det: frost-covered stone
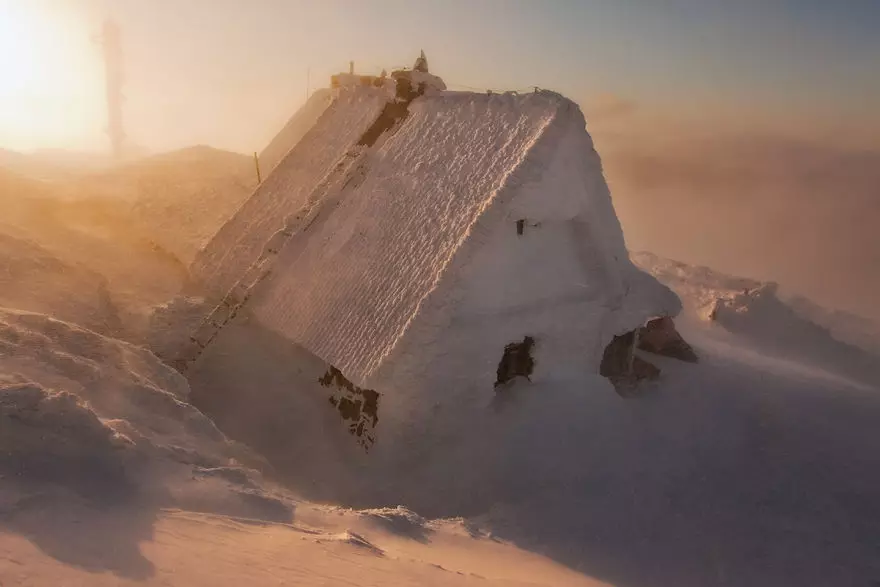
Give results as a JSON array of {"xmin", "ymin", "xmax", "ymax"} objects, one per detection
[{"xmin": 638, "ymin": 316, "xmax": 698, "ymax": 363}]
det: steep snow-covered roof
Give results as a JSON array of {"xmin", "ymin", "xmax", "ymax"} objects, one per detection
[
  {"xmin": 192, "ymin": 87, "xmax": 390, "ymax": 294},
  {"xmin": 247, "ymin": 90, "xmax": 676, "ymax": 384},
  {"xmin": 251, "ymin": 93, "xmax": 560, "ymax": 379},
  {"xmin": 259, "ymin": 88, "xmax": 334, "ymax": 175}
]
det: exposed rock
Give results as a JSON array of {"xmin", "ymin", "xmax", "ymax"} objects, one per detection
[
  {"xmin": 600, "ymin": 331, "xmax": 661, "ymax": 395},
  {"xmin": 637, "ymin": 316, "xmax": 698, "ymax": 363},
  {"xmin": 319, "ymin": 366, "xmax": 379, "ymax": 451}
]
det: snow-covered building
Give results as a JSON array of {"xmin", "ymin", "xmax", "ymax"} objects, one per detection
[{"xmin": 187, "ymin": 55, "xmax": 680, "ymax": 449}]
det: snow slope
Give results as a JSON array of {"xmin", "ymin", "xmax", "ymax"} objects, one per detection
[
  {"xmin": 0, "ymin": 307, "xmax": 600, "ymax": 587},
  {"xmin": 0, "ymin": 307, "xmax": 239, "ymax": 475},
  {"xmin": 0, "ymin": 168, "xmax": 188, "ymax": 337},
  {"xmin": 1, "ymin": 241, "xmax": 877, "ymax": 586},
  {"xmin": 1, "ymin": 505, "xmax": 600, "ymax": 586},
  {"xmin": 786, "ymin": 293, "xmax": 880, "ymax": 356},
  {"xmin": 184, "ymin": 287, "xmax": 880, "ymax": 586},
  {"xmin": 121, "ymin": 147, "xmax": 255, "ymax": 264},
  {"xmin": 0, "ymin": 230, "xmax": 122, "ymax": 335},
  {"xmin": 65, "ymin": 146, "xmax": 255, "ymax": 265}
]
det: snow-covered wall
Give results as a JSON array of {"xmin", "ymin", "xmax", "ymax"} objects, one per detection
[{"xmin": 192, "ymin": 87, "xmax": 390, "ymax": 295}]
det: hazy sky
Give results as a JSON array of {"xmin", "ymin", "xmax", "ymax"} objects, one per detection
[
  {"xmin": 2, "ymin": 1, "xmax": 878, "ymax": 318},
  {"xmin": 1, "ymin": 0, "xmax": 879, "ymax": 153}
]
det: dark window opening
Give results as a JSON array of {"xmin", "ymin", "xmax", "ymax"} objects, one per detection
[
  {"xmin": 495, "ymin": 336, "xmax": 536, "ymax": 387},
  {"xmin": 516, "ymin": 219, "xmax": 525, "ymax": 235}
]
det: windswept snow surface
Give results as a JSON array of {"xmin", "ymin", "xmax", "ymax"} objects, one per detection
[
  {"xmin": 0, "ymin": 168, "xmax": 190, "ymax": 339},
  {"xmin": 2, "ymin": 250, "xmax": 878, "ymax": 587},
  {"xmin": 186, "ymin": 290, "xmax": 880, "ymax": 586},
  {"xmin": 1, "ymin": 505, "xmax": 599, "ymax": 586},
  {"xmin": 1, "ymin": 307, "xmax": 591, "ymax": 586},
  {"xmin": 0, "ymin": 230, "xmax": 122, "ymax": 335},
  {"xmin": 0, "ymin": 307, "xmax": 236, "ymax": 473},
  {"xmin": 634, "ymin": 251, "xmax": 880, "ymax": 388},
  {"xmin": 120, "ymin": 147, "xmax": 255, "ymax": 264},
  {"xmin": 786, "ymin": 293, "xmax": 880, "ymax": 356}
]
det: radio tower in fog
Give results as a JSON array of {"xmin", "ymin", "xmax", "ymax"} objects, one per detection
[{"xmin": 98, "ymin": 19, "xmax": 125, "ymax": 159}]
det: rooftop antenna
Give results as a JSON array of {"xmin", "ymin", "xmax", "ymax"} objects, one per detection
[
  {"xmin": 97, "ymin": 19, "xmax": 125, "ymax": 159},
  {"xmin": 413, "ymin": 50, "xmax": 428, "ymax": 73}
]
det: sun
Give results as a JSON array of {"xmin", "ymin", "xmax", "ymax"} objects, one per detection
[{"xmin": 0, "ymin": 0, "xmax": 103, "ymax": 151}]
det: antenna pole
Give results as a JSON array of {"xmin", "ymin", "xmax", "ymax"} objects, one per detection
[{"xmin": 99, "ymin": 19, "xmax": 125, "ymax": 159}]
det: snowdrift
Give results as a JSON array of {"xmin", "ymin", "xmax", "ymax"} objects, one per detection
[
  {"xmin": 183, "ymin": 288, "xmax": 880, "ymax": 586},
  {"xmin": 0, "ymin": 230, "xmax": 122, "ymax": 335},
  {"xmin": 633, "ymin": 251, "xmax": 880, "ymax": 387},
  {"xmin": 0, "ymin": 306, "xmax": 295, "ymax": 524},
  {"xmin": 787, "ymin": 294, "xmax": 880, "ymax": 356},
  {"xmin": 0, "ymin": 161, "xmax": 239, "ymax": 339},
  {"xmin": 117, "ymin": 147, "xmax": 256, "ymax": 264},
  {"xmin": 0, "ymin": 307, "xmax": 227, "ymax": 466},
  {"xmin": 45, "ymin": 146, "xmax": 256, "ymax": 266}
]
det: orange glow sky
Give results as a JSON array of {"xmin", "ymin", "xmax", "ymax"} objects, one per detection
[
  {"xmin": 1, "ymin": 0, "xmax": 878, "ymax": 319},
  {"xmin": 1, "ymin": 0, "xmax": 878, "ymax": 154}
]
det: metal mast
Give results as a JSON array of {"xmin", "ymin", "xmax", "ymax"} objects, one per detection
[{"xmin": 99, "ymin": 19, "xmax": 125, "ymax": 159}]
